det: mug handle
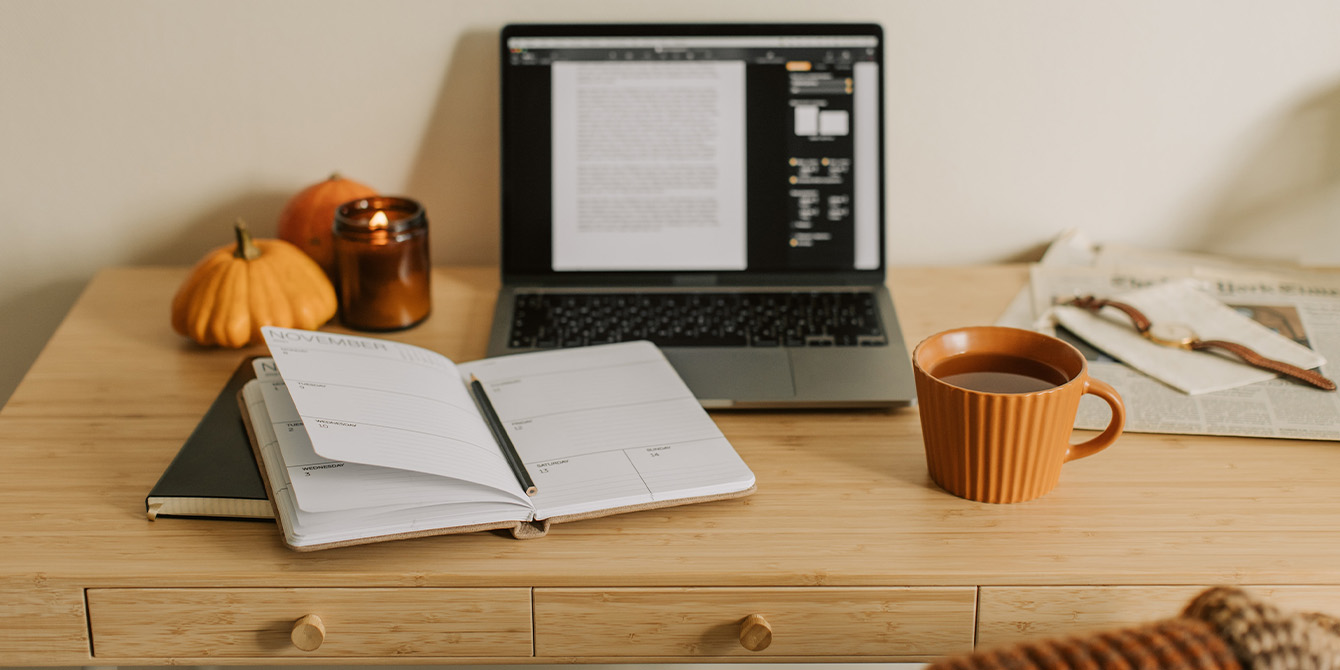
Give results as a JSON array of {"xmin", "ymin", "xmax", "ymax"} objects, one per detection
[{"xmin": 1065, "ymin": 377, "xmax": 1125, "ymax": 462}]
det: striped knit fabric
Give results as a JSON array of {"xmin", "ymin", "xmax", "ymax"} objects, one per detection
[
  {"xmin": 1184, "ymin": 587, "xmax": 1340, "ymax": 670},
  {"xmin": 928, "ymin": 588, "xmax": 1340, "ymax": 670},
  {"xmin": 930, "ymin": 618, "xmax": 1240, "ymax": 670}
]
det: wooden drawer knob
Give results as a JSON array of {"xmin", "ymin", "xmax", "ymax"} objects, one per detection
[
  {"xmin": 739, "ymin": 613, "xmax": 773, "ymax": 651},
  {"xmin": 291, "ymin": 614, "xmax": 326, "ymax": 651}
]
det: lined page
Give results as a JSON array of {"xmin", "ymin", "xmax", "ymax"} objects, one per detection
[
  {"xmin": 241, "ymin": 380, "xmax": 532, "ymax": 548},
  {"xmin": 261, "ymin": 327, "xmax": 527, "ymax": 505},
  {"xmin": 253, "ymin": 358, "xmax": 535, "ymax": 515},
  {"xmin": 459, "ymin": 341, "xmax": 755, "ymax": 519}
]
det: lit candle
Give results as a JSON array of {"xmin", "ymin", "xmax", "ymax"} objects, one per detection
[{"xmin": 332, "ymin": 197, "xmax": 431, "ymax": 331}]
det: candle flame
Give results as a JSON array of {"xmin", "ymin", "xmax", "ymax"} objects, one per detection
[{"xmin": 369, "ymin": 210, "xmax": 389, "ymax": 229}]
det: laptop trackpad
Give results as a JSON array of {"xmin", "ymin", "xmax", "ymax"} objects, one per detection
[{"xmin": 662, "ymin": 348, "xmax": 795, "ymax": 405}]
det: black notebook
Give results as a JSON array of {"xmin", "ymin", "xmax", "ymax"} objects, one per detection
[{"xmin": 145, "ymin": 357, "xmax": 273, "ymax": 520}]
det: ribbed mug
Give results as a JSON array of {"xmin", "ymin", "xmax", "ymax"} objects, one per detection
[{"xmin": 913, "ymin": 326, "xmax": 1125, "ymax": 503}]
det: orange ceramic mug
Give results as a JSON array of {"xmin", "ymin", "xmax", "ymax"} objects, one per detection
[{"xmin": 913, "ymin": 326, "xmax": 1126, "ymax": 504}]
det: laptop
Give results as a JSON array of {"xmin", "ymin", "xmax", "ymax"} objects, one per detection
[{"xmin": 487, "ymin": 23, "xmax": 916, "ymax": 408}]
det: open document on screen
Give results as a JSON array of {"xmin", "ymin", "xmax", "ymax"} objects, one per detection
[
  {"xmin": 492, "ymin": 25, "xmax": 919, "ymax": 407},
  {"xmin": 551, "ymin": 61, "xmax": 747, "ymax": 271}
]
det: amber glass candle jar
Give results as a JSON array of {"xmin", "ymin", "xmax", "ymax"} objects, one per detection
[{"xmin": 333, "ymin": 196, "xmax": 431, "ymax": 331}]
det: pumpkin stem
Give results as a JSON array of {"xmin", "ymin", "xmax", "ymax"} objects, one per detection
[{"xmin": 233, "ymin": 218, "xmax": 262, "ymax": 261}]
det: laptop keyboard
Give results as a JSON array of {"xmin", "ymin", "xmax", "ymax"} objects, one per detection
[{"xmin": 508, "ymin": 291, "xmax": 888, "ymax": 349}]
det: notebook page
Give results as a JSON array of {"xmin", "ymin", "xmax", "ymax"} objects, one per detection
[
  {"xmin": 241, "ymin": 380, "xmax": 532, "ymax": 548},
  {"xmin": 458, "ymin": 340, "xmax": 755, "ymax": 519},
  {"xmin": 252, "ymin": 358, "xmax": 535, "ymax": 515},
  {"xmin": 261, "ymin": 327, "xmax": 528, "ymax": 505}
]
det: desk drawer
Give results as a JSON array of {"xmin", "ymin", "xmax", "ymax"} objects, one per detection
[
  {"xmin": 534, "ymin": 586, "xmax": 976, "ymax": 658},
  {"xmin": 978, "ymin": 585, "xmax": 1340, "ymax": 649},
  {"xmin": 87, "ymin": 587, "xmax": 531, "ymax": 658}
]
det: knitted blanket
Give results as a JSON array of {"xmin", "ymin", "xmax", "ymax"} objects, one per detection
[{"xmin": 930, "ymin": 588, "xmax": 1340, "ymax": 670}]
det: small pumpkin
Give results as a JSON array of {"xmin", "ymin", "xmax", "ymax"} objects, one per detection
[
  {"xmin": 172, "ymin": 219, "xmax": 338, "ymax": 348},
  {"xmin": 276, "ymin": 172, "xmax": 377, "ymax": 276}
]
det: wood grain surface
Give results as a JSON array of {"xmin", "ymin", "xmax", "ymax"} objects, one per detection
[{"xmin": 2, "ymin": 265, "xmax": 1338, "ymax": 664}]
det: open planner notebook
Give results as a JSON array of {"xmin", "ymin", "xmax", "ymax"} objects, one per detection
[{"xmin": 238, "ymin": 327, "xmax": 756, "ymax": 551}]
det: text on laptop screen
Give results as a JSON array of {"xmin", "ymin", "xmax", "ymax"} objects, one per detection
[{"xmin": 502, "ymin": 29, "xmax": 883, "ymax": 276}]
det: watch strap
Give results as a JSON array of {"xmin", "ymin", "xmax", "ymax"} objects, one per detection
[
  {"xmin": 1191, "ymin": 339, "xmax": 1337, "ymax": 391},
  {"xmin": 1068, "ymin": 296, "xmax": 1152, "ymax": 333},
  {"xmin": 1068, "ymin": 295, "xmax": 1337, "ymax": 392}
]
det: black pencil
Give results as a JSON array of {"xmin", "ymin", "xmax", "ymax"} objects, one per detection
[{"xmin": 469, "ymin": 374, "xmax": 537, "ymax": 497}]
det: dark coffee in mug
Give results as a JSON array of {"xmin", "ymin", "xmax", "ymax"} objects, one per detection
[{"xmin": 930, "ymin": 352, "xmax": 1070, "ymax": 394}]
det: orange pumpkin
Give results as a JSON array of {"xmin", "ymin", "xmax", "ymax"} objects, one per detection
[
  {"xmin": 172, "ymin": 219, "xmax": 338, "ymax": 348},
  {"xmin": 277, "ymin": 173, "xmax": 377, "ymax": 276}
]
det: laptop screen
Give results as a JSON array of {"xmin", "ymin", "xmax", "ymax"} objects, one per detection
[{"xmin": 501, "ymin": 24, "xmax": 884, "ymax": 282}]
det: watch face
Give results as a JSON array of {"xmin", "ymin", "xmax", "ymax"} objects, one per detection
[{"xmin": 1148, "ymin": 322, "xmax": 1197, "ymax": 347}]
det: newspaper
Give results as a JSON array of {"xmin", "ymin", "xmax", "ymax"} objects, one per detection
[{"xmin": 1000, "ymin": 231, "xmax": 1340, "ymax": 441}]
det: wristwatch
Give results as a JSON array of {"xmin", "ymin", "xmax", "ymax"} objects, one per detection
[{"xmin": 1066, "ymin": 295, "xmax": 1336, "ymax": 391}]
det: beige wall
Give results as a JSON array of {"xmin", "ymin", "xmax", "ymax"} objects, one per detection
[{"xmin": 3, "ymin": 0, "xmax": 1340, "ymax": 407}]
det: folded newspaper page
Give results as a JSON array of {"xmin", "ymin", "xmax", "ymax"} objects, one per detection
[
  {"xmin": 1000, "ymin": 232, "xmax": 1340, "ymax": 441},
  {"xmin": 1050, "ymin": 278, "xmax": 1326, "ymax": 395}
]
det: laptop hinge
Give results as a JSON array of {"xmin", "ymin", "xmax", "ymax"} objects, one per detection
[{"xmin": 671, "ymin": 274, "xmax": 719, "ymax": 287}]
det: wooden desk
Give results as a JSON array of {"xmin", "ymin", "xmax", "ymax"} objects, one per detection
[{"xmin": 3, "ymin": 265, "xmax": 1339, "ymax": 665}]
